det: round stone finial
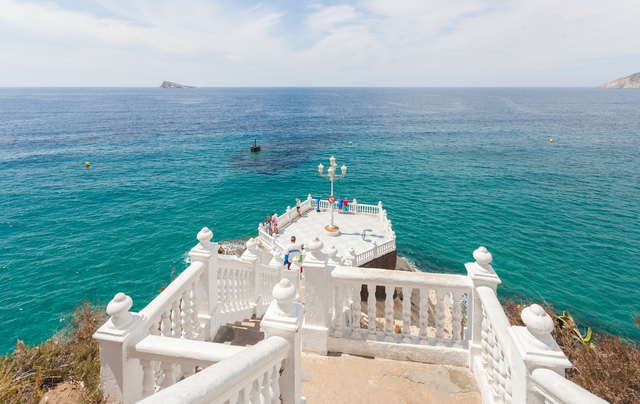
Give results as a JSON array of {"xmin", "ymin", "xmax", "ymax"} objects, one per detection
[
  {"xmin": 106, "ymin": 293, "xmax": 133, "ymax": 329},
  {"xmin": 197, "ymin": 227, "xmax": 214, "ymax": 249},
  {"xmin": 246, "ymin": 238, "xmax": 257, "ymax": 251},
  {"xmin": 473, "ymin": 246, "xmax": 493, "ymax": 266},
  {"xmin": 272, "ymin": 278, "xmax": 296, "ymax": 315},
  {"xmin": 327, "ymin": 245, "xmax": 338, "ymax": 258},
  {"xmin": 309, "ymin": 237, "xmax": 323, "ymax": 252},
  {"xmin": 522, "ymin": 304, "xmax": 554, "ymax": 337}
]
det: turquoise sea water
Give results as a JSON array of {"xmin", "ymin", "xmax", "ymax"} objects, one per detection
[{"xmin": 1, "ymin": 88, "xmax": 639, "ymax": 353}]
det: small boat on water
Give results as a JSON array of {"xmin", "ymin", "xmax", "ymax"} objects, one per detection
[{"xmin": 250, "ymin": 138, "xmax": 260, "ymax": 152}]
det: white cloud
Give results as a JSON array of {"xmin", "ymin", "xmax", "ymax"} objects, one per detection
[{"xmin": 0, "ymin": 0, "xmax": 639, "ymax": 86}]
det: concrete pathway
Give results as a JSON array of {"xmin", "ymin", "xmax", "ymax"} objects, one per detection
[{"xmin": 215, "ymin": 319, "xmax": 481, "ymax": 404}]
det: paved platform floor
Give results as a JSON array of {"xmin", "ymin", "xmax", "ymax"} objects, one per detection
[{"xmin": 273, "ymin": 210, "xmax": 388, "ymax": 257}]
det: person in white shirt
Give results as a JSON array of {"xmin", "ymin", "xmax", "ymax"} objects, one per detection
[{"xmin": 283, "ymin": 236, "xmax": 302, "ymax": 270}]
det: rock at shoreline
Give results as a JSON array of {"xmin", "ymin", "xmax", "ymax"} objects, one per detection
[
  {"xmin": 159, "ymin": 81, "xmax": 199, "ymax": 89},
  {"xmin": 598, "ymin": 72, "xmax": 640, "ymax": 89}
]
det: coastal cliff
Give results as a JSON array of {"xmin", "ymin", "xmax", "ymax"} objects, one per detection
[
  {"xmin": 598, "ymin": 72, "xmax": 640, "ymax": 88},
  {"xmin": 159, "ymin": 81, "xmax": 199, "ymax": 88}
]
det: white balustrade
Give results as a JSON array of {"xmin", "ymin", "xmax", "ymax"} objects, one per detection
[
  {"xmin": 138, "ymin": 336, "xmax": 289, "ymax": 404},
  {"xmin": 325, "ymin": 265, "xmax": 472, "ymax": 365}
]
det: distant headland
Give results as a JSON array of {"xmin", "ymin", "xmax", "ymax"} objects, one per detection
[
  {"xmin": 159, "ymin": 81, "xmax": 199, "ymax": 88},
  {"xmin": 598, "ymin": 72, "xmax": 640, "ymax": 88}
]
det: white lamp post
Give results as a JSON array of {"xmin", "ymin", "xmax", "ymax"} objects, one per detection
[{"xmin": 318, "ymin": 156, "xmax": 347, "ymax": 235}]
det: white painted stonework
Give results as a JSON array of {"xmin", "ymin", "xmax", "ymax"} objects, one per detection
[{"xmin": 93, "ymin": 198, "xmax": 607, "ymax": 404}]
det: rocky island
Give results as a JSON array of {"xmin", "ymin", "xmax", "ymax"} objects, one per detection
[
  {"xmin": 598, "ymin": 72, "xmax": 640, "ymax": 88},
  {"xmin": 159, "ymin": 81, "xmax": 199, "ymax": 88}
]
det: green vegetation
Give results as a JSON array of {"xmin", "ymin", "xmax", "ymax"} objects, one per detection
[
  {"xmin": 0, "ymin": 301, "xmax": 107, "ymax": 403},
  {"xmin": 504, "ymin": 300, "xmax": 640, "ymax": 404}
]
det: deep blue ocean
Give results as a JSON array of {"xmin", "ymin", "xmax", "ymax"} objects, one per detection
[{"xmin": 1, "ymin": 88, "xmax": 639, "ymax": 353}]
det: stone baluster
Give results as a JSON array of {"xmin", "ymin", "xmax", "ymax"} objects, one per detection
[
  {"xmin": 300, "ymin": 237, "xmax": 329, "ymax": 355},
  {"xmin": 239, "ymin": 270, "xmax": 246, "ymax": 310},
  {"xmin": 481, "ymin": 313, "xmax": 492, "ymax": 376},
  {"xmin": 384, "ymin": 285, "xmax": 394, "ymax": 341},
  {"xmin": 170, "ymin": 299, "xmax": 180, "ymax": 338},
  {"xmin": 181, "ymin": 365, "xmax": 195, "ymax": 379},
  {"xmin": 435, "ymin": 290, "xmax": 445, "ymax": 345},
  {"xmin": 181, "ymin": 289, "xmax": 191, "ymax": 339},
  {"xmin": 270, "ymin": 362, "xmax": 282, "ymax": 403},
  {"xmin": 419, "ymin": 288, "xmax": 429, "ymax": 345},
  {"xmin": 508, "ymin": 304, "xmax": 572, "ymax": 404},
  {"xmin": 188, "ymin": 227, "xmax": 219, "ymax": 341},
  {"xmin": 159, "ymin": 361, "xmax": 175, "ymax": 390},
  {"xmin": 250, "ymin": 379, "xmax": 261, "ymax": 404},
  {"xmin": 93, "ymin": 293, "xmax": 144, "ymax": 403},
  {"xmin": 334, "ymin": 284, "xmax": 344, "ymax": 337},
  {"xmin": 219, "ymin": 269, "xmax": 228, "ymax": 313},
  {"xmin": 352, "ymin": 198, "xmax": 358, "ymax": 214},
  {"xmin": 161, "ymin": 309, "xmax": 170, "ymax": 337},
  {"xmin": 228, "ymin": 269, "xmax": 237, "ymax": 312},
  {"xmin": 260, "ymin": 371, "xmax": 271, "ymax": 403},
  {"xmin": 367, "ymin": 283, "xmax": 377, "ymax": 339},
  {"xmin": 228, "ymin": 391, "xmax": 241, "ymax": 404},
  {"xmin": 189, "ymin": 285, "xmax": 200, "ymax": 336},
  {"xmin": 401, "ymin": 287, "xmax": 412, "ymax": 343},
  {"xmin": 241, "ymin": 237, "xmax": 263, "ymax": 315},
  {"xmin": 241, "ymin": 384, "xmax": 252, "ymax": 404},
  {"xmin": 452, "ymin": 292, "xmax": 462, "ymax": 346},
  {"xmin": 351, "ymin": 283, "xmax": 362, "ymax": 339},
  {"xmin": 261, "ymin": 278, "xmax": 304, "ymax": 404},
  {"xmin": 466, "ymin": 246, "xmax": 502, "ymax": 363},
  {"xmin": 140, "ymin": 359, "xmax": 155, "ymax": 399}
]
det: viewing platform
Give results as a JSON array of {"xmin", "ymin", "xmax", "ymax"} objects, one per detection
[{"xmin": 258, "ymin": 196, "xmax": 396, "ymax": 268}]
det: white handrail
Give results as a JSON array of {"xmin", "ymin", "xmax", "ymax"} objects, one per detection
[
  {"xmin": 138, "ymin": 336, "xmax": 289, "ymax": 404},
  {"xmin": 331, "ymin": 266, "xmax": 472, "ymax": 292},
  {"xmin": 532, "ymin": 368, "xmax": 608, "ymax": 404},
  {"xmin": 130, "ymin": 335, "xmax": 246, "ymax": 367}
]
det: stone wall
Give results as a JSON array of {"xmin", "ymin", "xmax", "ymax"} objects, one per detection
[{"xmin": 360, "ymin": 250, "xmax": 397, "ymax": 271}]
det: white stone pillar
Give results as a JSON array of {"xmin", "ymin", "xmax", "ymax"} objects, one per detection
[
  {"xmin": 352, "ymin": 198, "xmax": 358, "ymax": 215},
  {"xmin": 301, "ymin": 237, "xmax": 330, "ymax": 354},
  {"xmin": 188, "ymin": 227, "xmax": 219, "ymax": 341},
  {"xmin": 93, "ymin": 293, "xmax": 144, "ymax": 404},
  {"xmin": 508, "ymin": 304, "xmax": 572, "ymax": 404},
  {"xmin": 241, "ymin": 238, "xmax": 263, "ymax": 315},
  {"xmin": 465, "ymin": 246, "xmax": 502, "ymax": 367},
  {"xmin": 261, "ymin": 279, "xmax": 305, "ymax": 404}
]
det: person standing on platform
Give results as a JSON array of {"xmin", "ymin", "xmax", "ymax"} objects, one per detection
[
  {"xmin": 337, "ymin": 196, "xmax": 343, "ymax": 213},
  {"xmin": 265, "ymin": 215, "xmax": 272, "ymax": 236},
  {"xmin": 284, "ymin": 236, "xmax": 302, "ymax": 270},
  {"xmin": 271, "ymin": 212, "xmax": 279, "ymax": 234},
  {"xmin": 296, "ymin": 198, "xmax": 301, "ymax": 217},
  {"xmin": 343, "ymin": 197, "xmax": 349, "ymax": 213}
]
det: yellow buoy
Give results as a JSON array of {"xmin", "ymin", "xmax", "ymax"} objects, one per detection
[
  {"xmin": 349, "ymin": 142, "xmax": 352, "ymax": 145},
  {"xmin": 550, "ymin": 139, "xmax": 553, "ymax": 143},
  {"xmin": 85, "ymin": 162, "xmax": 90, "ymax": 167}
]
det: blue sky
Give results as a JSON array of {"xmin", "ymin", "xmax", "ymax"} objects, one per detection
[{"xmin": 0, "ymin": 0, "xmax": 639, "ymax": 86}]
